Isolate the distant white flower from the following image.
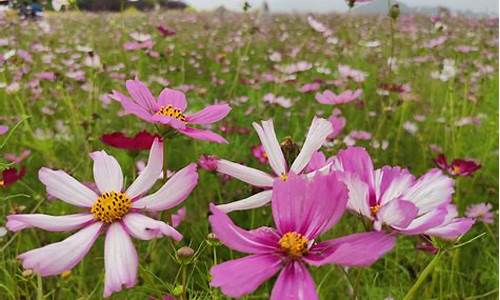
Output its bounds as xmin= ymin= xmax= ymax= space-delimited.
xmin=52 ymin=0 xmax=69 ymax=11
xmin=403 ymin=121 xmax=418 ymax=135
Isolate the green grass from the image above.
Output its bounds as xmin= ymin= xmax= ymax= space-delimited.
xmin=0 ymin=10 xmax=498 ymax=299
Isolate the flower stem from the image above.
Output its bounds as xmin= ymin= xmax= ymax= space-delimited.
xmin=402 ymin=252 xmax=442 ymax=300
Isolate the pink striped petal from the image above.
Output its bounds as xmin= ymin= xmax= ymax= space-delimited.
xmin=333 ymin=146 xmax=375 ymax=191
xmin=7 ymin=213 xmax=94 ymax=232
xmin=132 ymin=163 xmax=198 ymax=211
xmin=209 ymin=204 xmax=280 ymax=254
xmin=104 ymin=223 xmax=138 ymax=297
xmin=110 ymin=90 xmax=154 ymax=122
xmin=216 ymin=190 xmax=273 ymax=213
xmin=252 ymin=120 xmax=287 ymax=176
xmin=403 ymin=169 xmax=454 ymax=214
xmin=271 ymin=261 xmax=319 ymax=300
xmin=126 ymin=138 xmax=163 ymax=199
xmin=425 ymin=218 xmax=474 ymax=240
xmin=210 ymin=254 xmax=282 ymax=298
xmin=125 ymin=79 xmax=158 ymax=113
xmin=374 ymin=166 xmax=415 ymax=206
xmin=290 ymin=117 xmax=333 ymax=174
xmin=122 ymin=213 xmax=182 ymax=241
xmin=38 ymin=167 xmax=98 ymax=208
xmin=216 ymin=159 xmax=274 ymax=187
xmin=187 ymin=104 xmax=231 ymax=125
xmin=18 ymin=222 xmax=102 ymax=276
xmin=377 ymin=199 xmax=418 ymax=229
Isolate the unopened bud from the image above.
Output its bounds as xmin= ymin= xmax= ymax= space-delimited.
xmin=389 ymin=4 xmax=400 ymax=20
xmin=176 ymin=246 xmax=194 ymax=264
xmin=206 ymin=232 xmax=221 ymax=247
xmin=22 ymin=269 xmax=33 ymax=277
xmin=60 ymin=270 xmax=71 ymax=279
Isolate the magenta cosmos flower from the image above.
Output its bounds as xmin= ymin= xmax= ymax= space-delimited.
xmin=329 ymin=147 xmax=474 ymax=239
xmin=215 ymin=117 xmax=333 ymax=213
xmin=209 ymin=173 xmax=395 ymax=299
xmin=465 ymin=203 xmax=494 ymax=224
xmin=111 ymin=79 xmax=231 ymax=143
xmin=6 ymin=139 xmax=198 ymax=297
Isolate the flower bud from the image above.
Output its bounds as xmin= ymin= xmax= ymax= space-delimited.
xmin=176 ymin=246 xmax=194 ymax=264
xmin=389 ymin=4 xmax=400 ymax=20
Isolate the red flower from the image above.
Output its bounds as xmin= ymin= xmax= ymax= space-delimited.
xmin=1 ymin=167 xmax=26 ymax=188
xmin=101 ymin=131 xmax=161 ymax=151
xmin=434 ymin=154 xmax=481 ymax=177
xmin=157 ymin=25 xmax=176 ymax=37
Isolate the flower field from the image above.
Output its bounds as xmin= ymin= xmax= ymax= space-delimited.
xmin=0 ymin=7 xmax=498 ymax=300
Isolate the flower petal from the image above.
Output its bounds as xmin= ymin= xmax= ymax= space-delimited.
xmin=395 ymin=206 xmax=448 ymax=235
xmin=305 ymin=231 xmax=395 ymax=267
xmin=271 ymin=261 xmax=319 ymax=300
xmin=126 ymin=138 xmax=163 ymax=199
xmin=340 ymin=172 xmax=372 ymax=219
xmin=216 ymin=190 xmax=273 ymax=213
xmin=18 ymin=222 xmax=102 ymax=276
xmin=377 ymin=199 xmax=418 ymax=228
xmin=216 ymin=159 xmax=274 ymax=187
xmin=210 ymin=254 xmax=282 ymax=298
xmin=403 ymin=169 xmax=453 ymax=214
xmin=122 ymin=213 xmax=182 ymax=241
xmin=38 ymin=167 xmax=98 ymax=207
xmin=209 ymin=204 xmax=280 ymax=254
xmin=187 ymin=104 xmax=231 ymax=125
xmin=290 ymin=117 xmax=333 ymax=174
xmin=252 ymin=120 xmax=287 ymax=176
xmin=132 ymin=163 xmax=198 ymax=211
xmin=332 ymin=146 xmax=375 ymax=191
xmin=7 ymin=213 xmax=94 ymax=232
xmin=157 ymin=88 xmax=187 ymax=111
xmin=90 ymin=150 xmax=123 ymax=194
xmin=125 ymin=79 xmax=158 ymax=113
xmin=110 ymin=90 xmax=154 ymax=122
xmin=103 ymin=222 xmax=138 ymax=297
xmin=272 ymin=173 xmax=348 ymax=239
xmin=179 ymin=127 xmax=228 ymax=144
xmin=374 ymin=166 xmax=415 ymax=206
xmin=425 ymin=218 xmax=475 ymax=240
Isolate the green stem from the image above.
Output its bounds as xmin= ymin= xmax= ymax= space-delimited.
xmin=402 ymin=252 xmax=442 ymax=300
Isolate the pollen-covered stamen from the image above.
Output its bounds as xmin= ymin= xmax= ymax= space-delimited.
xmin=279 ymin=173 xmax=288 ymax=181
xmin=91 ymin=191 xmax=131 ymax=223
xmin=279 ymin=232 xmax=309 ymax=258
xmin=156 ymin=105 xmax=187 ymax=122
xmin=451 ymin=165 xmax=461 ymax=176
xmin=0 ymin=180 xmax=4 ymax=187
xmin=370 ymin=204 xmax=381 ymax=217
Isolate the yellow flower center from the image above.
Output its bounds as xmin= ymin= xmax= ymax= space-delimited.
xmin=0 ymin=180 xmax=4 ymax=187
xmin=370 ymin=204 xmax=381 ymax=217
xmin=451 ymin=165 xmax=461 ymax=176
xmin=279 ymin=173 xmax=288 ymax=181
xmin=91 ymin=192 xmax=131 ymax=224
xmin=279 ymin=232 xmax=309 ymax=258
xmin=156 ymin=105 xmax=187 ymax=122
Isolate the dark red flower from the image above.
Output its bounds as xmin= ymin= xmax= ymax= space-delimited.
xmin=433 ymin=154 xmax=481 ymax=177
xmin=157 ymin=25 xmax=176 ymax=37
xmin=101 ymin=131 xmax=161 ymax=151
xmin=1 ymin=167 xmax=26 ymax=188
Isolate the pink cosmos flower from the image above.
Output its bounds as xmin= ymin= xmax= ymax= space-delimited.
xmin=6 ymin=139 xmax=199 ymax=297
xmin=209 ymin=173 xmax=395 ymax=299
xmin=111 ymin=79 xmax=231 ymax=143
xmin=251 ymin=144 xmax=268 ymax=164
xmin=329 ymin=147 xmax=474 ymax=239
xmin=465 ymin=203 xmax=494 ymax=224
xmin=425 ymin=36 xmax=447 ymax=49
xmin=316 ymin=89 xmax=362 ymax=105
xmin=4 ymin=149 xmax=31 ymax=163
xmin=198 ymin=154 xmax=219 ymax=172
xmin=215 ymin=117 xmax=333 ymax=212
xmin=328 ymin=109 xmax=346 ymax=139
xmin=338 ymin=65 xmax=367 ymax=82
xmin=298 ymin=82 xmax=320 ymax=93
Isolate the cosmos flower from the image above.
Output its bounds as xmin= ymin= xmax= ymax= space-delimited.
xmin=198 ymin=154 xmax=219 ymax=172
xmin=209 ymin=173 xmax=395 ymax=299
xmin=465 ymin=203 xmax=494 ymax=224
xmin=0 ymin=125 xmax=8 ymax=135
xmin=6 ymin=139 xmax=198 ymax=297
xmin=4 ymin=149 xmax=31 ymax=163
xmin=215 ymin=117 xmax=333 ymax=212
xmin=328 ymin=109 xmax=346 ymax=139
xmin=251 ymin=144 xmax=268 ymax=164
xmin=157 ymin=25 xmax=176 ymax=37
xmin=338 ymin=65 xmax=367 ymax=82
xmin=101 ymin=131 xmax=161 ymax=151
xmin=111 ymin=78 xmax=231 ymax=143
xmin=316 ymin=89 xmax=362 ymax=105
xmin=434 ymin=154 xmax=481 ymax=177
xmin=0 ymin=167 xmax=26 ymax=188
xmin=329 ymin=147 xmax=474 ymax=240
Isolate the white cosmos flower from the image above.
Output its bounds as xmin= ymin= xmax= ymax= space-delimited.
xmin=216 ymin=117 xmax=333 ymax=213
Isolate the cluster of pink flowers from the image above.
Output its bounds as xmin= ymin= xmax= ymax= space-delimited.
xmin=4 ymin=77 xmax=482 ymax=299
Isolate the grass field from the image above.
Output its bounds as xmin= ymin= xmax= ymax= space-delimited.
xmin=0 ymin=8 xmax=498 ymax=300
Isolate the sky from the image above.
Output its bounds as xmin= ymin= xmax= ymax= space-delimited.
xmin=184 ymin=0 xmax=499 ymax=14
